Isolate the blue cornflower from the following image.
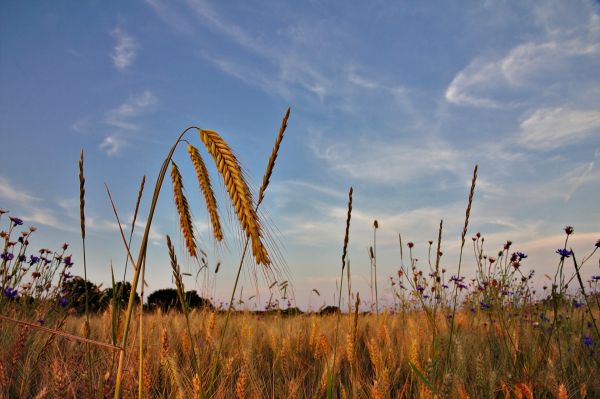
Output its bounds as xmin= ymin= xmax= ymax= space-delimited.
xmin=423 ymin=294 xmax=430 ymax=299
xmin=416 ymin=286 xmax=425 ymax=292
xmin=18 ymin=254 xmax=27 ymax=262
xmin=28 ymin=255 xmax=40 ymax=265
xmin=480 ymin=301 xmax=490 ymax=310
xmin=58 ymin=297 xmax=69 ymax=308
xmin=63 ymin=272 xmax=73 ymax=280
xmin=572 ymin=300 xmax=584 ymax=309
xmin=592 ymin=276 xmax=600 ymax=281
xmin=0 ymin=252 xmax=14 ymax=261
xmin=442 ymin=284 xmax=449 ymax=289
xmin=556 ymin=248 xmax=573 ymax=258
xmin=3 ymin=287 xmax=18 ymax=299
xmin=37 ymin=319 xmax=45 ymax=325
xmin=9 ymin=216 xmax=23 ymax=226
xmin=583 ymin=336 xmax=593 ymax=346
xmin=516 ymin=251 xmax=527 ymax=260
xmin=458 ymin=283 xmax=468 ymax=289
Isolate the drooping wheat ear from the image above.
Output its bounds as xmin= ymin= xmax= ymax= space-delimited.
xmin=79 ymin=150 xmax=85 ymax=239
xmin=461 ymin=164 xmax=478 ymax=245
xmin=187 ymin=144 xmax=223 ymax=241
xmin=170 ymin=161 xmax=197 ymax=258
xmin=198 ymin=129 xmax=269 ymax=265
xmin=258 ymin=106 xmax=290 ymax=206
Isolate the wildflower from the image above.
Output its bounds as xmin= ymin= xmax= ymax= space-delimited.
xmin=488 ymin=257 xmax=496 ymax=264
xmin=18 ymin=254 xmax=26 ymax=262
xmin=63 ymin=255 xmax=74 ymax=267
xmin=58 ymin=297 xmax=69 ymax=308
xmin=407 ymin=242 xmax=414 ymax=249
xmin=512 ymin=261 xmax=520 ymax=269
xmin=516 ymin=251 xmax=527 ymax=260
xmin=565 ymin=226 xmax=574 ymax=235
xmin=37 ymin=319 xmax=45 ymax=325
xmin=373 ymin=220 xmax=378 ymax=229
xmin=3 ymin=287 xmax=18 ymax=299
xmin=504 ymin=240 xmax=512 ymax=250
xmin=62 ymin=243 xmax=69 ymax=250
xmin=9 ymin=216 xmax=23 ymax=226
xmin=416 ymin=286 xmax=425 ymax=292
xmin=442 ymin=284 xmax=449 ymax=289
xmin=28 ymin=255 xmax=40 ymax=265
xmin=480 ymin=301 xmax=490 ymax=310
xmin=572 ymin=300 xmax=584 ymax=309
xmin=428 ymin=240 xmax=433 ymax=245
xmin=0 ymin=252 xmax=14 ymax=261
xmin=31 ymin=271 xmax=41 ymax=278
xmin=476 ymin=232 xmax=481 ymax=238
xmin=556 ymin=248 xmax=573 ymax=258
xmin=583 ymin=336 xmax=592 ymax=346
xmin=0 ymin=208 xmax=7 ymax=215
xmin=458 ymin=283 xmax=468 ymax=290
xmin=592 ymin=276 xmax=600 ymax=281
xmin=596 ymin=239 xmax=600 ymax=248
xmin=63 ymin=272 xmax=73 ymax=280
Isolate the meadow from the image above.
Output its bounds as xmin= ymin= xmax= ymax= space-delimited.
xmin=1 ymin=108 xmax=599 ymax=398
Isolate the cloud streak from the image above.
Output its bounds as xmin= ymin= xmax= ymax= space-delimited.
xmin=111 ymin=28 xmax=138 ymax=71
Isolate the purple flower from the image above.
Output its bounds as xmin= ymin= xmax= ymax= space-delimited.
xmin=0 ymin=252 xmax=14 ymax=261
xmin=37 ymin=319 xmax=45 ymax=325
xmin=572 ymin=300 xmax=584 ymax=309
xmin=442 ymin=284 xmax=449 ymax=289
xmin=556 ymin=248 xmax=573 ymax=258
xmin=458 ymin=283 xmax=468 ymax=290
xmin=58 ymin=297 xmax=69 ymax=308
xmin=3 ymin=287 xmax=18 ymax=299
xmin=416 ymin=286 xmax=425 ymax=292
xmin=63 ymin=255 xmax=74 ymax=267
xmin=592 ymin=276 xmax=600 ymax=281
xmin=9 ymin=216 xmax=23 ymax=226
xmin=583 ymin=336 xmax=593 ymax=346
xmin=480 ymin=301 xmax=490 ymax=310
xmin=63 ymin=272 xmax=73 ymax=280
xmin=516 ymin=251 xmax=527 ymax=260
xmin=28 ymin=255 xmax=40 ymax=265
xmin=18 ymin=254 xmax=27 ymax=262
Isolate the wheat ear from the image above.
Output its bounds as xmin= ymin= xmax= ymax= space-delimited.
xmin=187 ymin=144 xmax=223 ymax=241
xmin=258 ymin=106 xmax=290 ymax=206
xmin=198 ymin=129 xmax=269 ymax=265
xmin=170 ymin=161 xmax=197 ymax=258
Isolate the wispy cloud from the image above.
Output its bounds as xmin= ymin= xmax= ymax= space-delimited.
xmin=0 ymin=176 xmax=41 ymax=205
xmin=111 ymin=28 xmax=138 ymax=71
xmin=100 ymin=90 xmax=157 ymax=156
xmin=309 ymin=134 xmax=466 ymax=184
xmin=445 ymin=12 xmax=600 ymax=108
xmin=518 ymin=107 xmax=600 ymax=150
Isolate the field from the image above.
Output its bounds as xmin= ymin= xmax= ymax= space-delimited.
xmin=1 ymin=110 xmax=599 ymax=399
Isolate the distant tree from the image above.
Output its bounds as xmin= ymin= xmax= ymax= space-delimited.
xmin=319 ymin=305 xmax=340 ymax=315
xmin=61 ymin=276 xmax=105 ymax=314
xmin=147 ymin=288 xmax=213 ymax=312
xmin=103 ymin=281 xmax=140 ymax=308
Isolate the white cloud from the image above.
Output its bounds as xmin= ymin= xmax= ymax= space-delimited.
xmin=111 ymin=28 xmax=138 ymax=71
xmin=105 ymin=90 xmax=157 ymax=130
xmin=519 ymin=107 xmax=600 ymax=150
xmin=0 ymin=176 xmax=41 ymax=205
xmin=99 ymin=134 xmax=128 ymax=157
xmin=445 ymin=12 xmax=600 ymax=108
xmin=310 ymin=135 xmax=466 ymax=184
xmin=101 ymin=91 xmax=157 ymax=156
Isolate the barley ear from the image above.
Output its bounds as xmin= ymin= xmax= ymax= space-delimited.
xmin=198 ymin=129 xmax=269 ymax=265
xmin=170 ymin=161 xmax=197 ymax=258
xmin=187 ymin=144 xmax=223 ymax=241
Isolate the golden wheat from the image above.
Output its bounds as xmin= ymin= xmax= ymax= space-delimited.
xmin=170 ymin=161 xmax=197 ymax=258
xmin=198 ymin=128 xmax=269 ymax=265
xmin=188 ymin=143 xmax=223 ymax=241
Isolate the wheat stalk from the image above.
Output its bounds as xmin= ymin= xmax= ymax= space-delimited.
xmin=198 ymin=128 xmax=269 ymax=265
xmin=170 ymin=161 xmax=197 ymax=258
xmin=187 ymin=144 xmax=223 ymax=241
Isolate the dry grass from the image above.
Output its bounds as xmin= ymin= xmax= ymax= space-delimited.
xmin=1 ymin=308 xmax=598 ymax=398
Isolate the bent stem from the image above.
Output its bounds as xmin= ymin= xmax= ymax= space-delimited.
xmin=114 ymin=126 xmax=198 ymax=399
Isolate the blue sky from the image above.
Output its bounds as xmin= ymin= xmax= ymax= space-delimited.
xmin=1 ymin=1 xmax=599 ymax=310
